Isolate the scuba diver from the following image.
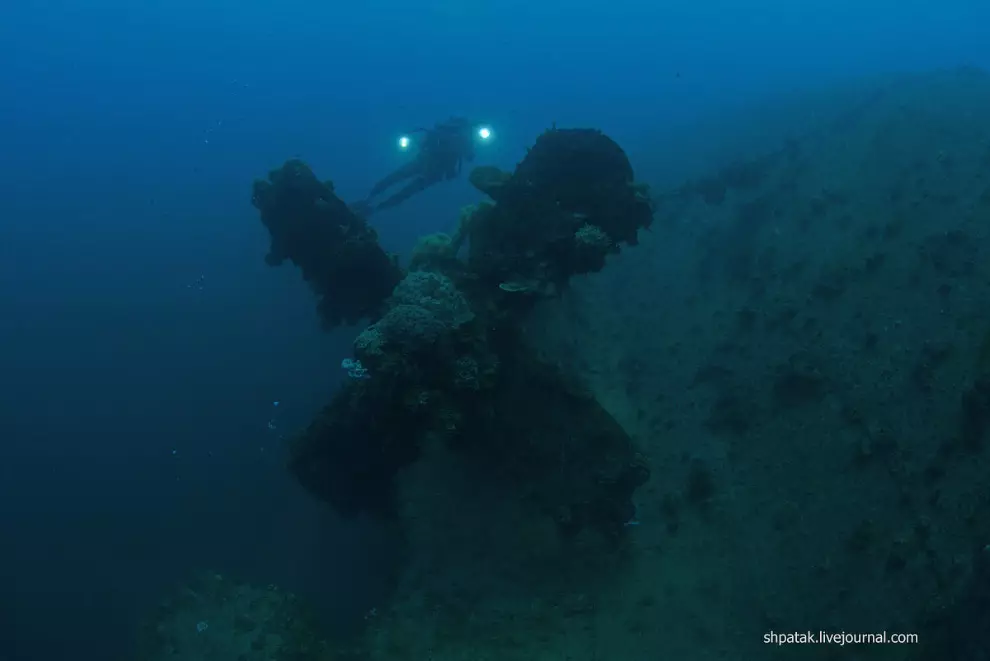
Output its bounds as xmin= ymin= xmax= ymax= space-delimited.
xmin=354 ymin=117 xmax=491 ymax=216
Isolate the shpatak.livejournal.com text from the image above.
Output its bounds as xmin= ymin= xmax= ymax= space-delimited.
xmin=764 ymin=631 xmax=919 ymax=646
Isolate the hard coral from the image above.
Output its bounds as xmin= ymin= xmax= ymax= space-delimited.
xmin=464 ymin=127 xmax=654 ymax=296
xmin=251 ymin=159 xmax=401 ymax=328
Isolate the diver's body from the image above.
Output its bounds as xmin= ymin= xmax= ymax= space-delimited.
xmin=358 ymin=117 xmax=477 ymax=215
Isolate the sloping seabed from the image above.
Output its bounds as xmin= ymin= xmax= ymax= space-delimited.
xmin=370 ymin=67 xmax=990 ymax=661
xmin=523 ymin=66 xmax=990 ymax=661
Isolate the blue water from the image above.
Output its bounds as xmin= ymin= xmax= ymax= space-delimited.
xmin=0 ymin=1 xmax=987 ymax=659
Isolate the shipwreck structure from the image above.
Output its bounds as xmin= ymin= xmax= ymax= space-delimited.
xmin=251 ymin=128 xmax=654 ymax=540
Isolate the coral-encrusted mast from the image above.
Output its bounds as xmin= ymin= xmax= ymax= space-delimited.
xmin=252 ymin=126 xmax=653 ymax=539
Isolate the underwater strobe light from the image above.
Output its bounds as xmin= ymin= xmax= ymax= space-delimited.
xmin=477 ymin=125 xmax=492 ymax=141
xmin=397 ymin=135 xmax=411 ymax=151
